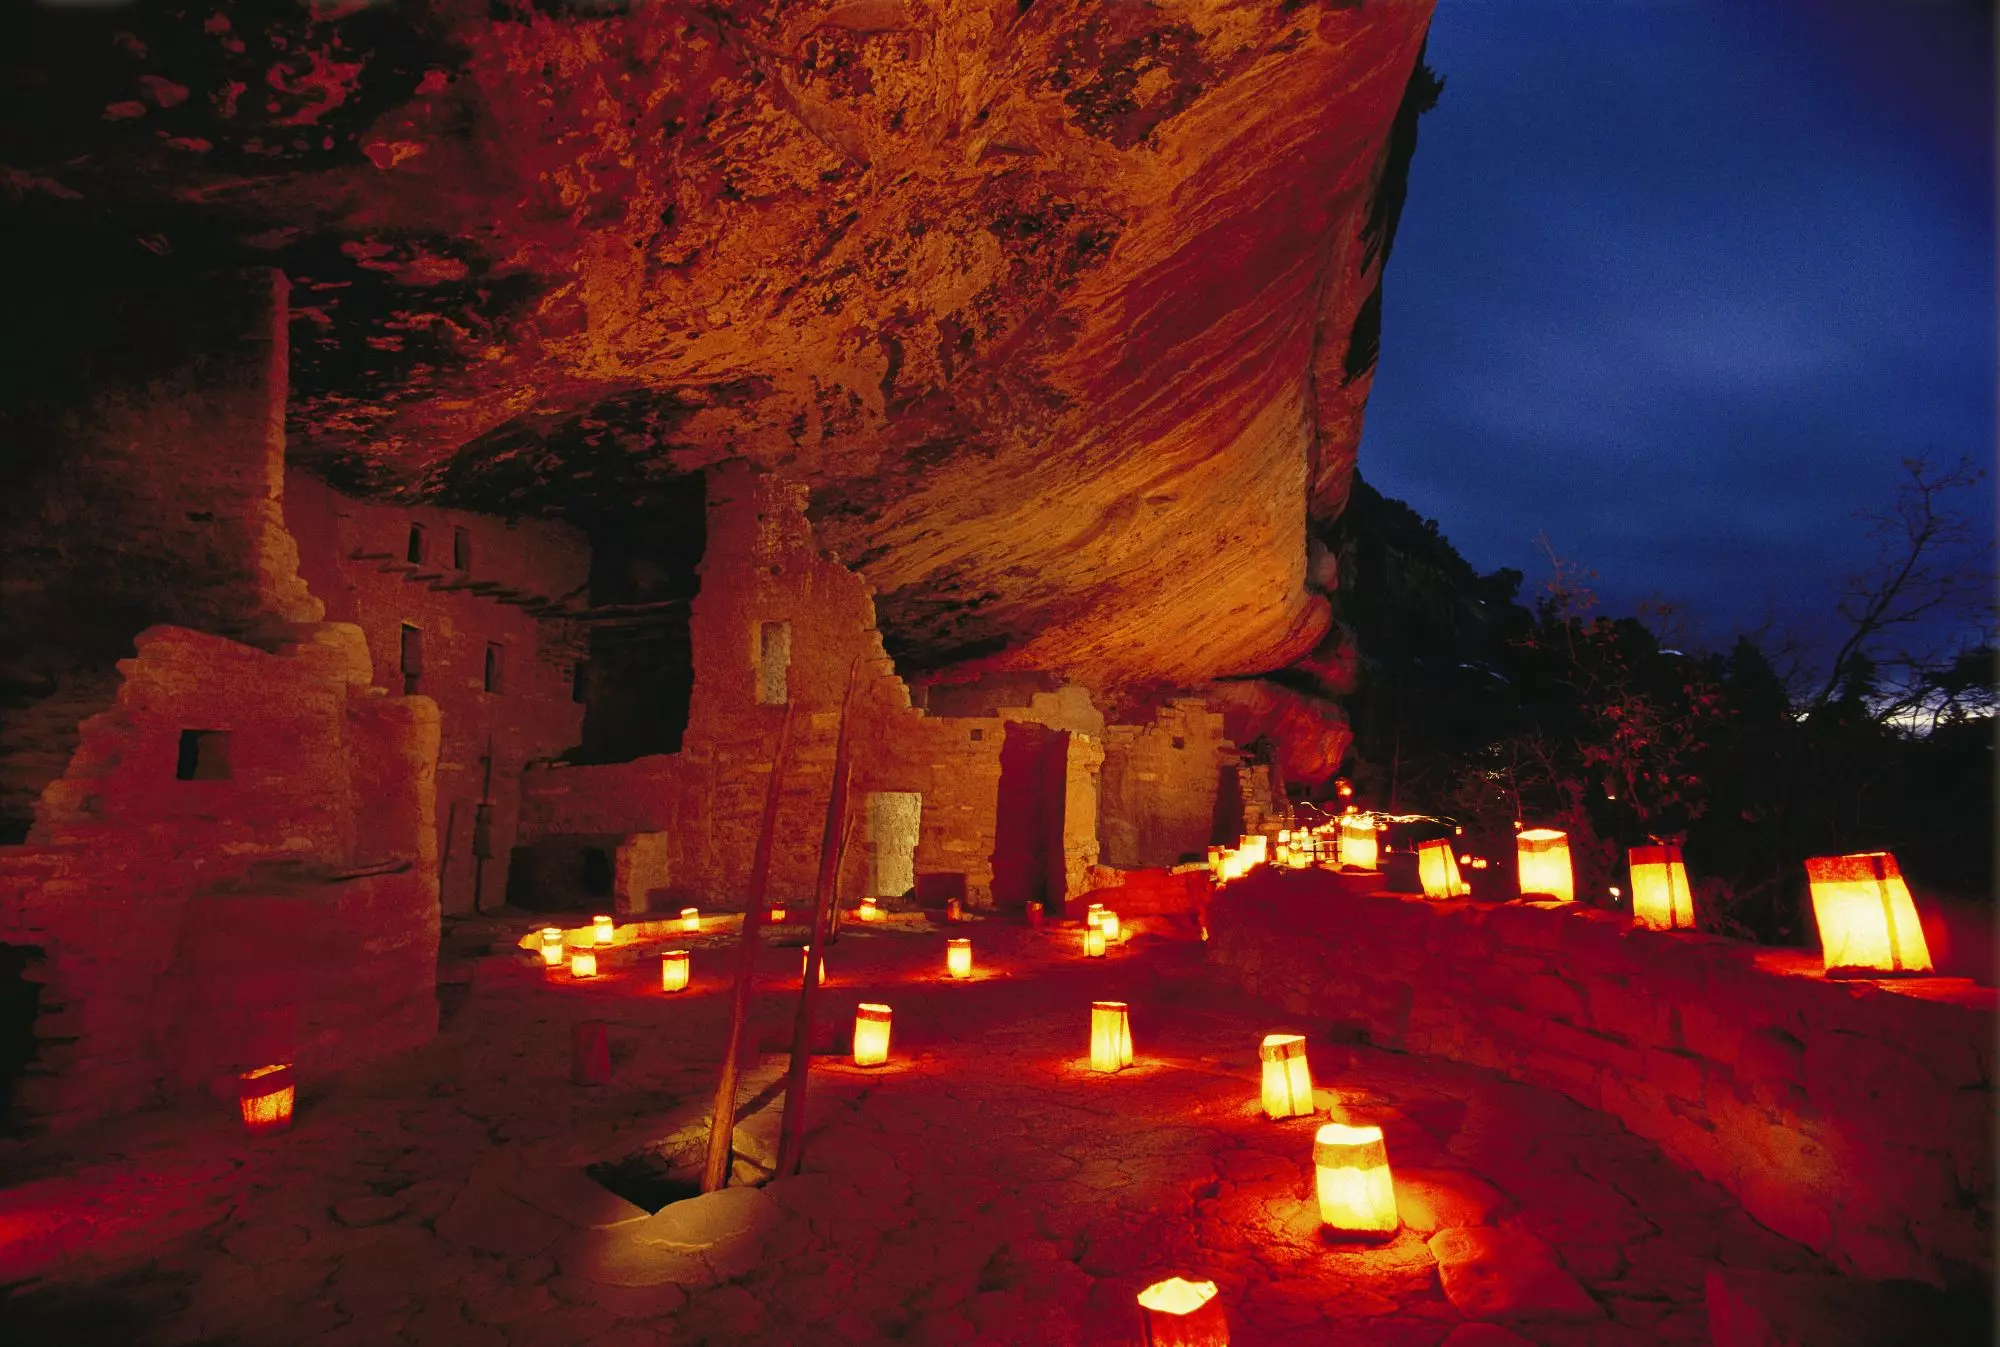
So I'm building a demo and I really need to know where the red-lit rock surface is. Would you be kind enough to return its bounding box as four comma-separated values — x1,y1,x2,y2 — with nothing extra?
7,2,1437,754
1207,868,1999,1291
1,916,1860,1345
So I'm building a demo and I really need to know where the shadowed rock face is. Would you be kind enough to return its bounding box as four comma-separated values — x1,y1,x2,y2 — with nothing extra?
5,0,1434,769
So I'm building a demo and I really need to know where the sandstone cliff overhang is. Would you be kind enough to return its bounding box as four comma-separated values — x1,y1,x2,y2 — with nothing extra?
4,0,1435,746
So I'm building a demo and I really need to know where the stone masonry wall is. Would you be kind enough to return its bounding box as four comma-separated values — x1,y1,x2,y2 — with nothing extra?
1099,697,1229,868
1207,869,1996,1290
0,624,439,1131
516,466,1110,914
286,470,588,915
0,268,322,836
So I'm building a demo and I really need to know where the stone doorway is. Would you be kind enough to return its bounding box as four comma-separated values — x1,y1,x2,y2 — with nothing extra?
0,944,44,1135
865,792,922,900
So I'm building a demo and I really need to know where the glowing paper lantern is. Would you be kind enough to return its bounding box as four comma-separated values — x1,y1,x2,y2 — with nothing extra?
946,937,972,979
1313,1123,1398,1235
680,907,700,933
946,897,964,922
1258,1033,1314,1119
1026,901,1044,929
769,903,788,924
802,948,826,985
592,914,614,946
1136,1276,1229,1346
1629,845,1695,931
1085,925,1107,958
1338,815,1378,871
538,927,565,967
661,949,690,992
1805,852,1933,976
1516,829,1574,903
1099,911,1121,943
1416,839,1469,900
238,1064,295,1136
1242,835,1268,867
569,950,598,979
1090,1000,1133,1073
1087,902,1104,929
860,895,880,921
853,1002,892,1066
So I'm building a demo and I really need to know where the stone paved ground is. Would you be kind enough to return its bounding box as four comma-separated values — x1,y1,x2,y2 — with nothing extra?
1,914,1832,1345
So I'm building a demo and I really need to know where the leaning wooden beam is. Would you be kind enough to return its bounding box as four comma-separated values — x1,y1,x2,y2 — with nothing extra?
699,700,799,1194
775,659,865,1178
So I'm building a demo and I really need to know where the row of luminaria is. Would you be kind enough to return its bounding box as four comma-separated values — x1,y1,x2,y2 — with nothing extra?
1212,817,1933,977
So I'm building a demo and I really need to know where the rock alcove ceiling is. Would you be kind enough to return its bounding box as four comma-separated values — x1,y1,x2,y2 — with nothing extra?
3,0,1438,779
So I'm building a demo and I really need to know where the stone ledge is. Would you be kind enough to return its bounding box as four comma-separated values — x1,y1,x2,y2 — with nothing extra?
1206,869,1995,1290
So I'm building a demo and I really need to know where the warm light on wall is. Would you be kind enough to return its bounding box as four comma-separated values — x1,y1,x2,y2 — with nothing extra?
538,927,565,967
1629,845,1695,931
1090,1000,1133,1073
1136,1276,1229,1345
946,937,972,979
238,1064,295,1136
1085,925,1107,958
1339,815,1378,872
569,950,598,979
592,914,614,946
1259,1032,1314,1120
1805,852,1933,976
661,949,690,992
1313,1122,1398,1235
853,1003,892,1066
1516,829,1574,903
1416,839,1469,900
681,907,700,933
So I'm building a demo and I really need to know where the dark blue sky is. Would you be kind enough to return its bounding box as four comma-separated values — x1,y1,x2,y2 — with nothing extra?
1363,0,1995,653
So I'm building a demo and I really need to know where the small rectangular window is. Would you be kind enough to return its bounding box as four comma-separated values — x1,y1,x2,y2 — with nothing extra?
484,643,504,694
406,524,426,564
453,526,471,570
571,660,589,704
756,620,791,705
400,623,422,695
1172,736,1186,750
175,729,232,781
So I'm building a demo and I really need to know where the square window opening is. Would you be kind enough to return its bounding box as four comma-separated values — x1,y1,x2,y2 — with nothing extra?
175,729,233,781
406,524,426,565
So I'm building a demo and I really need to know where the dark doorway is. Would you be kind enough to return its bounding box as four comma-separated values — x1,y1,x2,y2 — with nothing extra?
1211,762,1245,845
507,836,626,912
0,945,45,1135
991,723,1070,913
582,847,614,898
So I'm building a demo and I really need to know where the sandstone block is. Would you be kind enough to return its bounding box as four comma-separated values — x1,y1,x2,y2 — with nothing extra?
1426,1226,1604,1322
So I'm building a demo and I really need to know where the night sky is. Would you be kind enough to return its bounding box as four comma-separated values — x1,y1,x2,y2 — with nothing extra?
1363,0,1996,654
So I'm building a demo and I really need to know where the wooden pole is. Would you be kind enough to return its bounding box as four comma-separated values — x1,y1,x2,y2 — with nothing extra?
699,700,798,1193
775,660,865,1177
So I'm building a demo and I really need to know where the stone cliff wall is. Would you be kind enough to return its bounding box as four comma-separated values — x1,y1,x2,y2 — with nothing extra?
1207,870,1995,1291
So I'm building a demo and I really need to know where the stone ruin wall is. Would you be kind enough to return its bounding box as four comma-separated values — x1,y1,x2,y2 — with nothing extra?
1098,698,1232,869
518,466,1155,919
285,471,589,916
1209,870,1996,1291
0,626,440,1132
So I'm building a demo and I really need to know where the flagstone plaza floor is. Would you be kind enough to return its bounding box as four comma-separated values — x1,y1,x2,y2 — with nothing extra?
2,913,1840,1345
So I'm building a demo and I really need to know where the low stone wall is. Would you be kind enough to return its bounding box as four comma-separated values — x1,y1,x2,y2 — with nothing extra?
1207,868,1995,1291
